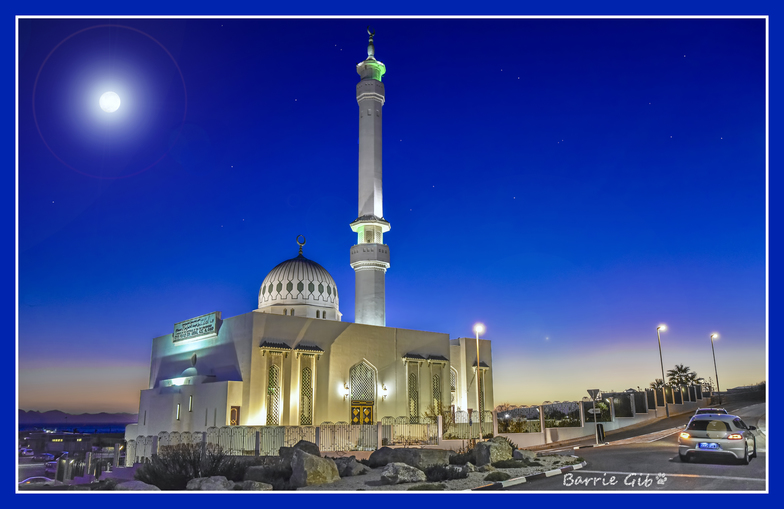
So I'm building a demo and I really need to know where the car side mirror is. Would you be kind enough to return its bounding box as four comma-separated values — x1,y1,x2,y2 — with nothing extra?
749,426,757,431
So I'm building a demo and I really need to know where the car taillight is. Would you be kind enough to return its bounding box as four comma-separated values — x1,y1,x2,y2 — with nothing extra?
727,434,743,440
680,432,690,439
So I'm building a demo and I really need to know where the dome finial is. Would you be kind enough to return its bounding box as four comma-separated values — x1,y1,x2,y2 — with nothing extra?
296,234,306,255
367,26,375,59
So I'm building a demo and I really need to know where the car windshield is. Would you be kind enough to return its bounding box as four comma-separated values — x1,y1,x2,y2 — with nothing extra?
687,419,732,431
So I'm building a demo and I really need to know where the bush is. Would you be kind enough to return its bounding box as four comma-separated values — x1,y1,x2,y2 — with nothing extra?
448,446,476,465
134,444,245,490
407,483,447,491
484,471,511,482
424,465,468,482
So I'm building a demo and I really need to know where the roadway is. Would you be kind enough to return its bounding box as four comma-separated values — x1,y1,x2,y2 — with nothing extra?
502,402,767,491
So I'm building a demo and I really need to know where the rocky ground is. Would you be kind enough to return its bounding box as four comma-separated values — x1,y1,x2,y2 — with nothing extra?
296,453,581,492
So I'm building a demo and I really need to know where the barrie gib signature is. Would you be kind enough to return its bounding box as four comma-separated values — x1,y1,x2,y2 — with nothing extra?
563,472,668,488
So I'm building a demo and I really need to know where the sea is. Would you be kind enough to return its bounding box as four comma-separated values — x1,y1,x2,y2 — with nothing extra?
19,423,131,434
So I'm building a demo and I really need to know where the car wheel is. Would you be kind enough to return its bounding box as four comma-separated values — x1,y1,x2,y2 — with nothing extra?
740,444,750,465
679,452,690,462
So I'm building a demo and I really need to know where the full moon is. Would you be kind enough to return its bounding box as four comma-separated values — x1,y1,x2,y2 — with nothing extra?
99,91,121,113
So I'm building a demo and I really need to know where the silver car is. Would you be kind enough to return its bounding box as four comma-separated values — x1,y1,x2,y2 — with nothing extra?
678,414,757,464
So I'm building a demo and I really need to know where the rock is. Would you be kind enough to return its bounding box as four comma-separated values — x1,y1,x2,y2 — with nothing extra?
446,464,470,477
186,476,235,491
114,480,161,491
279,440,321,464
244,459,290,482
513,449,537,461
465,462,477,472
475,438,513,466
290,449,340,487
379,462,427,485
368,447,450,470
232,480,274,491
333,456,370,477
477,464,496,472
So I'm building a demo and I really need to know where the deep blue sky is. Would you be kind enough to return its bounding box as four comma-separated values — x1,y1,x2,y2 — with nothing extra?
17,16,766,412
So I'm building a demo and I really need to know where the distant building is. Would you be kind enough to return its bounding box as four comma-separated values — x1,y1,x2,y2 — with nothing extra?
24,432,95,457
125,31,494,442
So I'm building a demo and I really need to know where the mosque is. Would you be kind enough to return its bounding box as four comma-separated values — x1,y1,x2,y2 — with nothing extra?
125,31,494,441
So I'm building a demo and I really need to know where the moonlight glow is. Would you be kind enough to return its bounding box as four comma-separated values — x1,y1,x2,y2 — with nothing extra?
99,91,121,112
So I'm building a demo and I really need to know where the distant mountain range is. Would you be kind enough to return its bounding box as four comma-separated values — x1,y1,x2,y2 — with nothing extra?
19,410,138,425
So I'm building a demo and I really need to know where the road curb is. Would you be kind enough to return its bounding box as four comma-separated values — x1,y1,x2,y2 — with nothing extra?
573,443,609,449
470,456,588,491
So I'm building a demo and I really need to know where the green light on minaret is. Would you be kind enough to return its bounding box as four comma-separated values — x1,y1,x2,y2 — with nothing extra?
357,27,386,81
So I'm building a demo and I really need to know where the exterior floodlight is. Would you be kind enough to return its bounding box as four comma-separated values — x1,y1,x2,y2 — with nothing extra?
658,324,667,331
473,323,485,336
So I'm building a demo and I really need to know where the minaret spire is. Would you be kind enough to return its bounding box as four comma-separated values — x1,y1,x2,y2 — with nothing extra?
350,29,390,327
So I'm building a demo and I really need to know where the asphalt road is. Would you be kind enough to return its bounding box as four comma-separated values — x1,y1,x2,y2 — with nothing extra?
503,402,767,492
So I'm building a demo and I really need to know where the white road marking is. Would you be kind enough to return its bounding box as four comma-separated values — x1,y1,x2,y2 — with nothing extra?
578,469,766,483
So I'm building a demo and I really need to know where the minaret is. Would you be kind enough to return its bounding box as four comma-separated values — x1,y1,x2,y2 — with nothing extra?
350,28,390,327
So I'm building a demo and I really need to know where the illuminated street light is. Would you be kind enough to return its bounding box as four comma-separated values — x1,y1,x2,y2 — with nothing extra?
473,323,485,441
710,333,721,405
656,325,669,418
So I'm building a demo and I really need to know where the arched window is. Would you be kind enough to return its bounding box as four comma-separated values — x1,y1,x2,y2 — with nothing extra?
291,309,295,316
316,310,320,318
283,309,287,316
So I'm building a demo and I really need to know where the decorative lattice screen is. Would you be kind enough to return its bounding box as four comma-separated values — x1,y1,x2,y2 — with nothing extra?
267,364,280,425
300,365,313,425
450,368,457,405
478,371,485,417
350,363,375,401
432,373,442,414
409,372,419,422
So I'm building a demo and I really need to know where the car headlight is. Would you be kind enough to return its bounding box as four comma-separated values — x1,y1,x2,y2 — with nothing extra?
680,432,690,439
727,434,743,440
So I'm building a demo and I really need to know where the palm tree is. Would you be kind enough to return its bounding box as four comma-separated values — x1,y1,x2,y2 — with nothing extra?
667,364,697,386
649,378,665,389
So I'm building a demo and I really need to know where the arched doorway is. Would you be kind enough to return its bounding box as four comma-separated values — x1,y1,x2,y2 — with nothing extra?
349,362,376,425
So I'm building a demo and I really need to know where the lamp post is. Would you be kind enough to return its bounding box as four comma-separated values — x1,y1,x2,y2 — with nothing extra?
710,333,721,405
473,323,485,441
656,325,669,418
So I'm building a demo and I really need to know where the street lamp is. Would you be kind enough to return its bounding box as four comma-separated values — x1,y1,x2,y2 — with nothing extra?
710,333,721,405
473,323,485,441
656,325,669,418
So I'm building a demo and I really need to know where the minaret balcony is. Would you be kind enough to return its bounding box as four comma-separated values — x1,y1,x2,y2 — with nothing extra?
350,244,390,266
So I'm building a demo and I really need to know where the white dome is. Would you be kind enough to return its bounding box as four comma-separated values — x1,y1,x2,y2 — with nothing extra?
258,250,341,321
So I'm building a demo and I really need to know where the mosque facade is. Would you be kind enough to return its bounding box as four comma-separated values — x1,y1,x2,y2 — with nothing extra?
125,31,494,441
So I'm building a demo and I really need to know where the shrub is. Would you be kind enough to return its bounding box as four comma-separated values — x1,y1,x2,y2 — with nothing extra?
448,445,476,465
134,444,245,490
407,483,447,491
496,435,519,450
484,471,511,482
424,465,468,482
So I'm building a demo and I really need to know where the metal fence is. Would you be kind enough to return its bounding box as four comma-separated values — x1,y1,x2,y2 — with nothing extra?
380,416,439,446
320,422,378,451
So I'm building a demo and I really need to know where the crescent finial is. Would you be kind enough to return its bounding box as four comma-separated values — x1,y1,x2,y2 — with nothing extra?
367,26,376,58
296,235,306,255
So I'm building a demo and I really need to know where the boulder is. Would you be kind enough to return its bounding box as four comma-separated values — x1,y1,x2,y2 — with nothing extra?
368,447,450,470
379,462,427,485
333,456,370,477
513,449,537,461
477,464,496,472
279,440,321,464
475,437,513,466
290,449,340,488
232,480,274,491
186,476,235,491
446,464,470,478
114,480,161,491
465,462,477,472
